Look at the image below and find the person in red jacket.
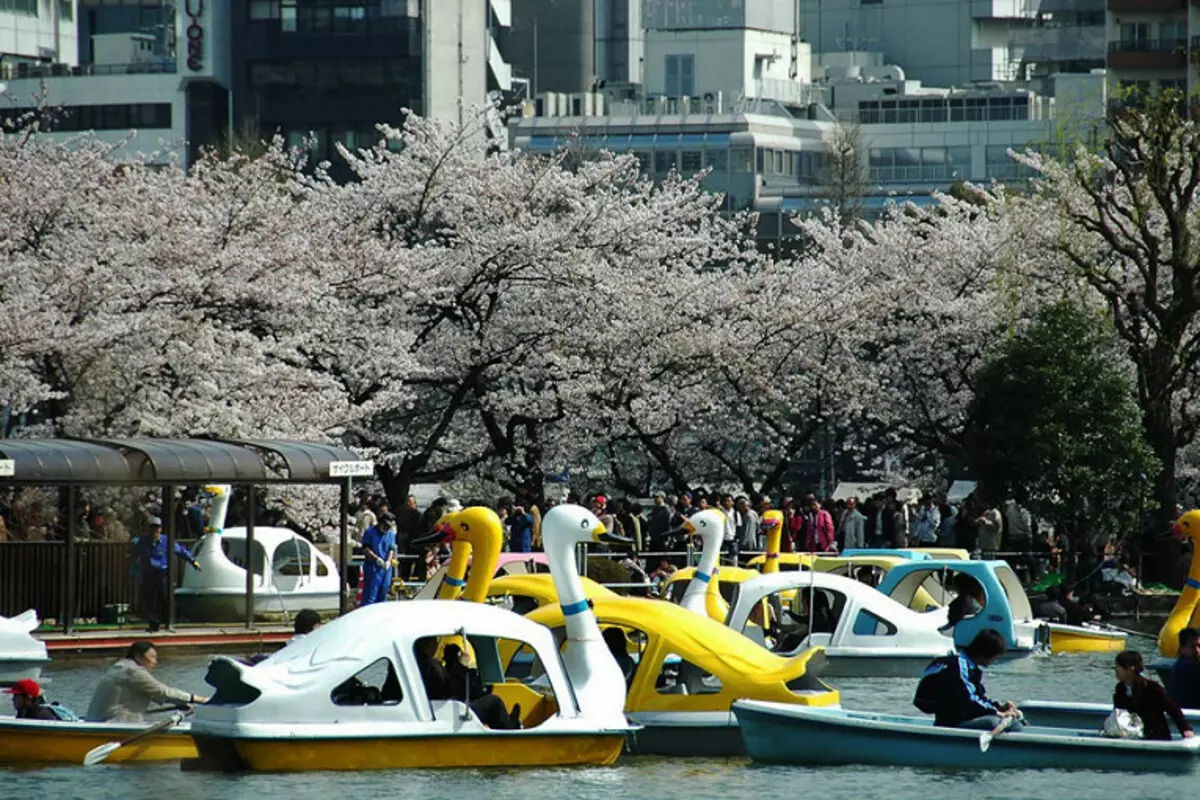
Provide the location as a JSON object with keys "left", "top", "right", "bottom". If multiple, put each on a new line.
{"left": 1114, "top": 650, "right": 1195, "bottom": 740}
{"left": 801, "top": 494, "right": 836, "bottom": 553}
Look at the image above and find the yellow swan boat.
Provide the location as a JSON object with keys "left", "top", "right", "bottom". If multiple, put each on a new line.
{"left": 1159, "top": 509, "right": 1200, "bottom": 658}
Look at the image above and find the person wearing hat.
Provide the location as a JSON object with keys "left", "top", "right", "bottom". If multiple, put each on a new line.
{"left": 359, "top": 512, "right": 397, "bottom": 605}
{"left": 133, "top": 515, "right": 201, "bottom": 632}
{"left": 5, "top": 678, "right": 74, "bottom": 721}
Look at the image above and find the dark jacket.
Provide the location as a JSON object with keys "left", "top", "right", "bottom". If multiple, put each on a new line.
{"left": 1114, "top": 678, "right": 1192, "bottom": 740}
{"left": 916, "top": 653, "right": 1000, "bottom": 727}
{"left": 16, "top": 702, "right": 59, "bottom": 721}
{"left": 1168, "top": 657, "right": 1200, "bottom": 710}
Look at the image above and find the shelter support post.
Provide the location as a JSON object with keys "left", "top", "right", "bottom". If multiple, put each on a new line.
{"left": 165, "top": 485, "right": 177, "bottom": 630}
{"left": 63, "top": 487, "right": 77, "bottom": 634}
{"left": 246, "top": 486, "right": 256, "bottom": 629}
{"left": 339, "top": 478, "right": 350, "bottom": 616}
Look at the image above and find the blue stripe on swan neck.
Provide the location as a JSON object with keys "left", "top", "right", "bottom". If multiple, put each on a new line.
{"left": 694, "top": 570, "right": 712, "bottom": 583}
{"left": 444, "top": 576, "right": 467, "bottom": 587}
{"left": 562, "top": 599, "right": 590, "bottom": 616}
{"left": 1187, "top": 577, "right": 1200, "bottom": 591}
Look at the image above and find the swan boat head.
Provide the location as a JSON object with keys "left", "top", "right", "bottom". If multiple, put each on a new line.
{"left": 410, "top": 506, "right": 504, "bottom": 602}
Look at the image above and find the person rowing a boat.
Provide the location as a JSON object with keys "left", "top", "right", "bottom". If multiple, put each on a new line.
{"left": 914, "top": 629, "right": 1021, "bottom": 731}
{"left": 85, "top": 642, "right": 208, "bottom": 723}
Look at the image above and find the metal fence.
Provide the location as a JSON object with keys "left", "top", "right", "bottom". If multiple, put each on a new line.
{"left": 1, "top": 541, "right": 147, "bottom": 621}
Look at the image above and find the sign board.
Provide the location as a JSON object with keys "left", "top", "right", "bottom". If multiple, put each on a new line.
{"left": 0, "top": 459, "right": 12, "bottom": 477}
{"left": 329, "top": 460, "right": 374, "bottom": 478}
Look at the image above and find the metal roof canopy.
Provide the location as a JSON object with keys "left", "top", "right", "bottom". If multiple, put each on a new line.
{"left": 0, "top": 437, "right": 364, "bottom": 486}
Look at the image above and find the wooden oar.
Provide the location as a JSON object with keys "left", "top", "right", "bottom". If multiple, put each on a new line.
{"left": 979, "top": 712, "right": 1021, "bottom": 753}
{"left": 82, "top": 711, "right": 188, "bottom": 766}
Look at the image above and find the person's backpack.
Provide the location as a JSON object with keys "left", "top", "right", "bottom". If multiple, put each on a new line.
{"left": 913, "top": 656, "right": 957, "bottom": 714}
{"left": 46, "top": 701, "right": 79, "bottom": 721}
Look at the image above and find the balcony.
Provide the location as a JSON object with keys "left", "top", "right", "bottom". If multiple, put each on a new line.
{"left": 1107, "top": 37, "right": 1188, "bottom": 69}
{"left": 0, "top": 60, "right": 177, "bottom": 81}
{"left": 1107, "top": 0, "right": 1184, "bottom": 11}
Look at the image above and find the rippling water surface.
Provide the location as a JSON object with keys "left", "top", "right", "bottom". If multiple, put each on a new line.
{"left": 6, "top": 631, "right": 1188, "bottom": 800}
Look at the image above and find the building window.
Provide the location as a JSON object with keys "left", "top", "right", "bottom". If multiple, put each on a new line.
{"left": 679, "top": 150, "right": 702, "bottom": 173}
{"left": 665, "top": 54, "right": 695, "bottom": 97}
{"left": 257, "top": 0, "right": 420, "bottom": 33}
{"left": 705, "top": 149, "right": 728, "bottom": 174}
{"left": 250, "top": 58, "right": 418, "bottom": 94}
{"left": 3, "top": 103, "right": 173, "bottom": 133}
{"left": 655, "top": 150, "right": 677, "bottom": 174}
{"left": 0, "top": 0, "right": 37, "bottom": 15}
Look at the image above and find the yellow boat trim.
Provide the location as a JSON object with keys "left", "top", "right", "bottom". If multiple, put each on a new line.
{"left": 0, "top": 727, "right": 196, "bottom": 764}
{"left": 487, "top": 573, "right": 615, "bottom": 608}
{"left": 233, "top": 732, "right": 626, "bottom": 771}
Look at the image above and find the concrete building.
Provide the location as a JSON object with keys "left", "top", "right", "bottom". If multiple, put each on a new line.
{"left": 508, "top": 0, "right": 641, "bottom": 94}
{"left": 232, "top": 0, "right": 512, "bottom": 170}
{"left": 0, "top": 1, "right": 78, "bottom": 72}
{"left": 2, "top": 1, "right": 513, "bottom": 170}
{"left": 1, "top": 1, "right": 227, "bottom": 167}
{"left": 1105, "top": 0, "right": 1196, "bottom": 98}
{"left": 510, "top": 68, "right": 1106, "bottom": 243}
{"left": 802, "top": 0, "right": 1105, "bottom": 89}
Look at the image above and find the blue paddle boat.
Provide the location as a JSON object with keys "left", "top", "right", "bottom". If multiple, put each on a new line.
{"left": 875, "top": 559, "right": 1048, "bottom": 656}
{"left": 732, "top": 700, "right": 1200, "bottom": 773}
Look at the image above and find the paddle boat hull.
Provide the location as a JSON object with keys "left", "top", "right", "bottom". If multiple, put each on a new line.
{"left": 1019, "top": 700, "right": 1200, "bottom": 730}
{"left": 192, "top": 729, "right": 626, "bottom": 771}
{"left": 0, "top": 718, "right": 196, "bottom": 764}
{"left": 1046, "top": 623, "right": 1126, "bottom": 654}
{"left": 175, "top": 588, "right": 340, "bottom": 622}
{"left": 733, "top": 700, "right": 1200, "bottom": 773}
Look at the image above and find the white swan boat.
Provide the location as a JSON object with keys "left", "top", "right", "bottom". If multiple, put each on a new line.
{"left": 175, "top": 486, "right": 340, "bottom": 621}
{"left": 186, "top": 504, "right": 636, "bottom": 771}
{"left": 0, "top": 610, "right": 49, "bottom": 685}
{"left": 726, "top": 571, "right": 955, "bottom": 677}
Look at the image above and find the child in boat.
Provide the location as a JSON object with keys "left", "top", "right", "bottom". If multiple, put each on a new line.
{"left": 4, "top": 679, "right": 77, "bottom": 721}
{"left": 1113, "top": 650, "right": 1194, "bottom": 740}
{"left": 914, "top": 628, "right": 1019, "bottom": 730}
{"left": 938, "top": 573, "right": 985, "bottom": 633}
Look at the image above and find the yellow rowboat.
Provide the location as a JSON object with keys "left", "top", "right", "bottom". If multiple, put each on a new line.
{"left": 0, "top": 717, "right": 196, "bottom": 764}
{"left": 1046, "top": 622, "right": 1127, "bottom": 654}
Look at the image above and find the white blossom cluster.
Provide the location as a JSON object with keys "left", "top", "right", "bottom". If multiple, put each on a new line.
{"left": 4, "top": 107, "right": 1199, "bottom": 533}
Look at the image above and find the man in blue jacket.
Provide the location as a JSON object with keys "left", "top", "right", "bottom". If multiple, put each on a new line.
{"left": 134, "top": 516, "right": 200, "bottom": 632}
{"left": 1169, "top": 627, "right": 1200, "bottom": 709}
{"left": 914, "top": 628, "right": 1019, "bottom": 729}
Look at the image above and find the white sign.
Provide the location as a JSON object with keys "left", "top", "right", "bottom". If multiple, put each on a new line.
{"left": 0, "top": 459, "right": 12, "bottom": 477}
{"left": 329, "top": 460, "right": 374, "bottom": 478}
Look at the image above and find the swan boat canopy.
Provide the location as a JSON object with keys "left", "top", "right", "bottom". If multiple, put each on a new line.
{"left": 517, "top": 595, "right": 839, "bottom": 756}
{"left": 0, "top": 610, "right": 49, "bottom": 685}
{"left": 726, "top": 570, "right": 955, "bottom": 677}
{"left": 176, "top": 526, "right": 341, "bottom": 621}
{"left": 188, "top": 600, "right": 636, "bottom": 771}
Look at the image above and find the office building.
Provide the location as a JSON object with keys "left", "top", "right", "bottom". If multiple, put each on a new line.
{"left": 0, "top": 1, "right": 78, "bottom": 71}
{"left": 1105, "top": 0, "right": 1196, "bottom": 98}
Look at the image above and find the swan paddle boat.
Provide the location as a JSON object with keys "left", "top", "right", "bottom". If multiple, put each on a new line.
{"left": 732, "top": 701, "right": 1200, "bottom": 772}
{"left": 1159, "top": 509, "right": 1200, "bottom": 659}
{"left": 726, "top": 570, "right": 954, "bottom": 677}
{"left": 176, "top": 485, "right": 341, "bottom": 621}
{"left": 187, "top": 505, "right": 636, "bottom": 772}
{"left": 0, "top": 610, "right": 49, "bottom": 685}
{"left": 0, "top": 716, "right": 197, "bottom": 765}
{"left": 659, "top": 509, "right": 755, "bottom": 621}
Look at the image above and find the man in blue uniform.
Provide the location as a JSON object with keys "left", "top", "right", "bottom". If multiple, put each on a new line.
{"left": 1169, "top": 627, "right": 1200, "bottom": 709}
{"left": 914, "top": 628, "right": 1019, "bottom": 729}
{"left": 134, "top": 516, "right": 200, "bottom": 632}
{"left": 360, "top": 513, "right": 397, "bottom": 605}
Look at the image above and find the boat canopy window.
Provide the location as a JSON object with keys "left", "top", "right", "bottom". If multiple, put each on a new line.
{"left": 656, "top": 657, "right": 723, "bottom": 696}
{"left": 331, "top": 657, "right": 402, "bottom": 706}
{"left": 852, "top": 609, "right": 898, "bottom": 636}
{"left": 273, "top": 537, "right": 313, "bottom": 577}
{"left": 220, "top": 537, "right": 266, "bottom": 576}
{"left": 599, "top": 624, "right": 647, "bottom": 688}
{"left": 996, "top": 566, "right": 1033, "bottom": 620}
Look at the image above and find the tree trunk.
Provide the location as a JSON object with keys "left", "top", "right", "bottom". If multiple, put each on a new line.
{"left": 1143, "top": 398, "right": 1182, "bottom": 586}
